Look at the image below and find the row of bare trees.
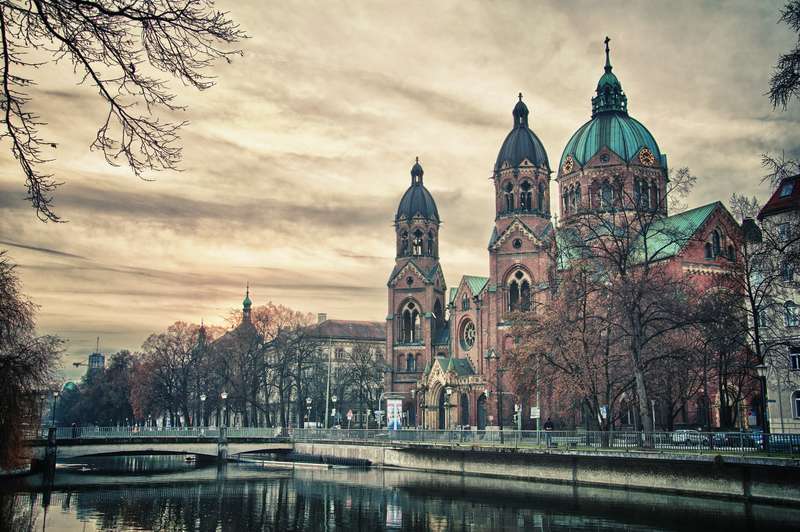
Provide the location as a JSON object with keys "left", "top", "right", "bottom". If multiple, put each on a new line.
{"left": 56, "top": 304, "right": 385, "bottom": 429}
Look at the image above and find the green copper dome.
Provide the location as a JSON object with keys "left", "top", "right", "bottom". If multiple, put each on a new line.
{"left": 242, "top": 285, "right": 252, "bottom": 309}
{"left": 559, "top": 38, "right": 665, "bottom": 170}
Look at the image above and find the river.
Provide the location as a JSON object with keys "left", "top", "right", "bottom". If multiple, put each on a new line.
{"left": 1, "top": 455, "right": 798, "bottom": 531}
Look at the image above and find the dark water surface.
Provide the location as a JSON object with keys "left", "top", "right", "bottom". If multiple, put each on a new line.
{"left": 1, "top": 455, "right": 798, "bottom": 531}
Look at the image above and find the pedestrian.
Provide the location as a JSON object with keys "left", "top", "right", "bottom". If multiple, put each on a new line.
{"left": 544, "top": 417, "right": 554, "bottom": 447}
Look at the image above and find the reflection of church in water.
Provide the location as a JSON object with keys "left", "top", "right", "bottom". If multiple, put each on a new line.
{"left": 384, "top": 40, "right": 738, "bottom": 430}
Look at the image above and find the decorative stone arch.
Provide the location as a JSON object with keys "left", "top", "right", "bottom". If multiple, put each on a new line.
{"left": 501, "top": 180, "right": 515, "bottom": 212}
{"left": 398, "top": 298, "right": 423, "bottom": 343}
{"left": 503, "top": 266, "right": 533, "bottom": 312}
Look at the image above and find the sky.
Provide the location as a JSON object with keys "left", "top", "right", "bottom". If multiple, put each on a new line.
{"left": 1, "top": 1, "right": 798, "bottom": 380}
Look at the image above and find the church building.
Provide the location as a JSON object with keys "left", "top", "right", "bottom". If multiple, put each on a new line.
{"left": 384, "top": 39, "right": 745, "bottom": 431}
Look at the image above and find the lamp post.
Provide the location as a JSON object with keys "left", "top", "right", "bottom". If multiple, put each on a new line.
{"left": 331, "top": 395, "right": 337, "bottom": 427}
{"left": 200, "top": 394, "right": 206, "bottom": 429}
{"left": 306, "top": 397, "right": 312, "bottom": 427}
{"left": 51, "top": 391, "right": 60, "bottom": 427}
{"left": 650, "top": 399, "right": 656, "bottom": 431}
{"left": 445, "top": 386, "right": 453, "bottom": 429}
{"left": 220, "top": 391, "right": 228, "bottom": 428}
{"left": 484, "top": 349, "right": 505, "bottom": 444}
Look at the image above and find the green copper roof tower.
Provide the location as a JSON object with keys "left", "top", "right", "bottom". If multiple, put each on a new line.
{"left": 559, "top": 37, "right": 666, "bottom": 170}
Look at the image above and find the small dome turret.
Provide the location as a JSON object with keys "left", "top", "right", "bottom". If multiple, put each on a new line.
{"left": 396, "top": 158, "right": 440, "bottom": 223}
{"left": 494, "top": 93, "right": 550, "bottom": 173}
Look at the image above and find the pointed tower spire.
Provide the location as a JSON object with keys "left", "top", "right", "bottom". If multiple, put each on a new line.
{"left": 410, "top": 156, "right": 424, "bottom": 185}
{"left": 242, "top": 283, "right": 252, "bottom": 323}
{"left": 592, "top": 36, "right": 627, "bottom": 117}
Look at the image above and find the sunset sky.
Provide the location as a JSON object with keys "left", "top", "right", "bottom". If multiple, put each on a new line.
{"left": 1, "top": 1, "right": 798, "bottom": 380}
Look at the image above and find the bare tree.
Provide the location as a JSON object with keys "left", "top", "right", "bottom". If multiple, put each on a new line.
{"left": 0, "top": 251, "right": 62, "bottom": 469}
{"left": 0, "top": 0, "right": 245, "bottom": 221}
{"left": 769, "top": 1, "right": 800, "bottom": 110}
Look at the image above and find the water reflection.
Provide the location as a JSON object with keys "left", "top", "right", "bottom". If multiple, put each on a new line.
{"left": 1, "top": 457, "right": 798, "bottom": 532}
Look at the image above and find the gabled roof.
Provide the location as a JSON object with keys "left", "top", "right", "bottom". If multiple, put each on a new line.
{"left": 642, "top": 202, "right": 720, "bottom": 262}
{"left": 443, "top": 356, "right": 475, "bottom": 377}
{"left": 387, "top": 258, "right": 440, "bottom": 286}
{"left": 449, "top": 287, "right": 458, "bottom": 304}
{"left": 758, "top": 175, "right": 800, "bottom": 220}
{"left": 310, "top": 319, "right": 386, "bottom": 341}
{"left": 463, "top": 275, "right": 489, "bottom": 296}
{"left": 488, "top": 217, "right": 552, "bottom": 249}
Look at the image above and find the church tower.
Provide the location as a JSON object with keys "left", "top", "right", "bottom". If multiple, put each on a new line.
{"left": 385, "top": 159, "right": 447, "bottom": 424}
{"left": 484, "top": 94, "right": 553, "bottom": 365}
{"left": 557, "top": 38, "right": 668, "bottom": 222}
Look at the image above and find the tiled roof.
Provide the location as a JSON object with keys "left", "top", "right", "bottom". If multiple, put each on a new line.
{"left": 444, "top": 357, "right": 475, "bottom": 377}
{"left": 463, "top": 275, "right": 489, "bottom": 296}
{"left": 758, "top": 175, "right": 800, "bottom": 220}
{"left": 449, "top": 287, "right": 458, "bottom": 304}
{"left": 641, "top": 202, "right": 720, "bottom": 262}
{"left": 311, "top": 320, "right": 385, "bottom": 341}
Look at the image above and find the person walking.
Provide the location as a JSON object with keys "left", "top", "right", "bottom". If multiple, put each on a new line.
{"left": 544, "top": 417, "right": 554, "bottom": 447}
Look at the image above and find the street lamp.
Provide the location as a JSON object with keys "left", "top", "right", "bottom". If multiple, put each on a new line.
{"left": 331, "top": 395, "right": 337, "bottom": 426}
{"left": 445, "top": 386, "right": 453, "bottom": 429}
{"left": 484, "top": 348, "right": 506, "bottom": 444}
{"left": 306, "top": 397, "right": 312, "bottom": 427}
{"left": 754, "top": 363, "right": 770, "bottom": 433}
{"left": 51, "top": 391, "right": 60, "bottom": 427}
{"left": 220, "top": 391, "right": 228, "bottom": 428}
{"left": 200, "top": 394, "right": 207, "bottom": 429}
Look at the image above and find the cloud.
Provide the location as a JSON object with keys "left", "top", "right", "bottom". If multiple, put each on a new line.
{"left": 1, "top": 0, "right": 798, "bottom": 368}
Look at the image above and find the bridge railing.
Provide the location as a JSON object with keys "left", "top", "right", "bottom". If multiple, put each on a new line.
{"left": 287, "top": 428, "right": 800, "bottom": 456}
{"left": 41, "top": 426, "right": 224, "bottom": 439}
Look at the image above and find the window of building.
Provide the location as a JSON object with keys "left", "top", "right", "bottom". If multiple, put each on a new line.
{"left": 406, "top": 353, "right": 416, "bottom": 372}
{"left": 756, "top": 308, "right": 769, "bottom": 329}
{"left": 704, "top": 243, "right": 713, "bottom": 259}
{"left": 520, "top": 181, "right": 532, "bottom": 210}
{"left": 790, "top": 348, "right": 800, "bottom": 371}
{"left": 412, "top": 230, "right": 423, "bottom": 256}
{"left": 503, "top": 182, "right": 514, "bottom": 212}
{"left": 782, "top": 262, "right": 795, "bottom": 282}
{"left": 601, "top": 182, "right": 613, "bottom": 210}
{"left": 400, "top": 301, "right": 422, "bottom": 343}
{"left": 574, "top": 183, "right": 581, "bottom": 211}
{"left": 460, "top": 319, "right": 476, "bottom": 351}
{"left": 538, "top": 182, "right": 545, "bottom": 212}
{"left": 427, "top": 231, "right": 435, "bottom": 256}
{"left": 794, "top": 391, "right": 800, "bottom": 418}
{"left": 786, "top": 301, "right": 799, "bottom": 328}
{"left": 461, "top": 294, "right": 470, "bottom": 311}
{"left": 650, "top": 182, "right": 659, "bottom": 210}
{"left": 780, "top": 181, "right": 795, "bottom": 198}
{"left": 400, "top": 231, "right": 409, "bottom": 256}
{"left": 335, "top": 348, "right": 345, "bottom": 360}
{"left": 507, "top": 269, "right": 532, "bottom": 312}
{"left": 712, "top": 230, "right": 721, "bottom": 257}
{"left": 727, "top": 245, "right": 735, "bottom": 261}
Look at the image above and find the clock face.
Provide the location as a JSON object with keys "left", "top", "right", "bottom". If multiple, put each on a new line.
{"left": 639, "top": 148, "right": 656, "bottom": 166}
{"left": 562, "top": 155, "right": 574, "bottom": 174}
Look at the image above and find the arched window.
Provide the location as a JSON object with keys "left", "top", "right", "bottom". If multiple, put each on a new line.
{"left": 727, "top": 245, "right": 735, "bottom": 261}
{"left": 427, "top": 231, "right": 435, "bottom": 256}
{"left": 563, "top": 193, "right": 570, "bottom": 214}
{"left": 650, "top": 182, "right": 659, "bottom": 210}
{"left": 507, "top": 269, "right": 532, "bottom": 312}
{"left": 574, "top": 183, "right": 581, "bottom": 211}
{"left": 704, "top": 243, "right": 713, "bottom": 259}
{"left": 433, "top": 299, "right": 443, "bottom": 338}
{"left": 520, "top": 181, "right": 532, "bottom": 210}
{"left": 412, "top": 230, "right": 423, "bottom": 256}
{"left": 640, "top": 179, "right": 650, "bottom": 208}
{"left": 785, "top": 301, "right": 799, "bottom": 328}
{"left": 400, "top": 301, "right": 422, "bottom": 343}
{"left": 711, "top": 230, "right": 721, "bottom": 257}
{"left": 601, "top": 181, "right": 613, "bottom": 210}
{"left": 538, "top": 182, "right": 545, "bottom": 212}
{"left": 503, "top": 182, "right": 514, "bottom": 212}
{"left": 462, "top": 294, "right": 470, "bottom": 311}
{"left": 400, "top": 231, "right": 409, "bottom": 256}
{"left": 406, "top": 353, "right": 415, "bottom": 372}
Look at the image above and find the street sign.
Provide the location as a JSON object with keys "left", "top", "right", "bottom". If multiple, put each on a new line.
{"left": 346, "top": 409, "right": 353, "bottom": 421}
{"left": 530, "top": 406, "right": 540, "bottom": 419}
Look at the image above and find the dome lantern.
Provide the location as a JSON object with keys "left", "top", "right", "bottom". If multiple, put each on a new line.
{"left": 395, "top": 158, "right": 440, "bottom": 223}
{"left": 591, "top": 37, "right": 628, "bottom": 117}
{"left": 494, "top": 93, "right": 550, "bottom": 173}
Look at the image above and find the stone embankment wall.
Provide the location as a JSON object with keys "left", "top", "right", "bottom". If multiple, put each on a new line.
{"left": 293, "top": 442, "right": 800, "bottom": 504}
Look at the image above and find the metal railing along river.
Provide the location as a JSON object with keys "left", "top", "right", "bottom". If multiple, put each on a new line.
{"left": 27, "top": 426, "right": 800, "bottom": 457}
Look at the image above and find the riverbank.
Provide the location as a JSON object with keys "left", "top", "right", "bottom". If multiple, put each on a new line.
{"left": 293, "top": 440, "right": 800, "bottom": 505}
